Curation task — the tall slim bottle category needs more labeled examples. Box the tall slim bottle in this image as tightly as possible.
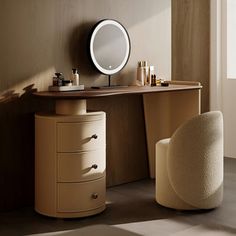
[71,68,79,86]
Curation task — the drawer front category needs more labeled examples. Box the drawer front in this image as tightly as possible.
[57,150,105,182]
[57,177,106,213]
[57,120,105,152]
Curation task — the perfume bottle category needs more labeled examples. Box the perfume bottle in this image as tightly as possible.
[54,72,64,86]
[71,68,79,86]
[148,66,155,86]
[136,61,148,86]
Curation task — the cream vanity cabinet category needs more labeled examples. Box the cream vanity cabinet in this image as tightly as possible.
[35,111,106,218]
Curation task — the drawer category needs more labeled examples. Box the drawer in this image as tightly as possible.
[57,177,105,213]
[57,150,105,182]
[57,120,105,152]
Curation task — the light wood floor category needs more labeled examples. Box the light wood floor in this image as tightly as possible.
[0,157,236,236]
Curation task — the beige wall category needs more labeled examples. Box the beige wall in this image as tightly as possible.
[172,0,210,112]
[0,0,171,94]
[0,0,171,210]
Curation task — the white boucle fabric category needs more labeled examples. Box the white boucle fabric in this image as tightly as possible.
[155,111,223,210]
[156,139,196,210]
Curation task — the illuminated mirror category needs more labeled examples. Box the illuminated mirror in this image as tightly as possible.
[89,19,131,86]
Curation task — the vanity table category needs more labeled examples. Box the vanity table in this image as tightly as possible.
[34,81,201,218]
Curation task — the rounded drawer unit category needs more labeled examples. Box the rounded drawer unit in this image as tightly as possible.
[35,111,106,218]
[57,176,105,213]
[57,120,105,152]
[57,149,105,182]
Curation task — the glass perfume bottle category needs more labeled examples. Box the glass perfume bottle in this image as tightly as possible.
[136,61,148,86]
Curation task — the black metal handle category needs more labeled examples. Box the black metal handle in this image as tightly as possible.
[91,164,98,169]
[91,134,98,139]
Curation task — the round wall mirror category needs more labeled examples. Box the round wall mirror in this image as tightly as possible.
[89,19,131,77]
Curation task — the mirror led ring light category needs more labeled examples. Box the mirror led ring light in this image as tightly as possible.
[90,19,130,75]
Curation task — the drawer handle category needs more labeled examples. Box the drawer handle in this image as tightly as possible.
[91,164,98,169]
[91,134,98,139]
[92,193,98,199]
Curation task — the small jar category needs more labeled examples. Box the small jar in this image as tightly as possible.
[63,80,73,86]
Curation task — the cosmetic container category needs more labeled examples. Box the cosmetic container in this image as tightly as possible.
[63,80,73,86]
[136,61,148,86]
[71,68,79,86]
[151,74,157,86]
[52,77,58,86]
[55,72,64,86]
[148,66,155,86]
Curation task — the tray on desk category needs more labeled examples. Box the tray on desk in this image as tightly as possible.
[48,85,84,92]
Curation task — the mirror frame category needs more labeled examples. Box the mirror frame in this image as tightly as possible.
[89,19,131,75]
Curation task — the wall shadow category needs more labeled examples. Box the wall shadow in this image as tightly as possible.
[68,21,98,77]
[0,85,54,211]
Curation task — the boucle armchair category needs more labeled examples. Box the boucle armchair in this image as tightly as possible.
[155,111,223,210]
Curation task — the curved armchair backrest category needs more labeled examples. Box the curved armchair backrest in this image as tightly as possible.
[167,111,223,208]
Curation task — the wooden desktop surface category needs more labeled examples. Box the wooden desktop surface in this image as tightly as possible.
[33,83,202,99]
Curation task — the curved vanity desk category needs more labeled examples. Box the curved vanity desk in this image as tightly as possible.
[34,81,201,218]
